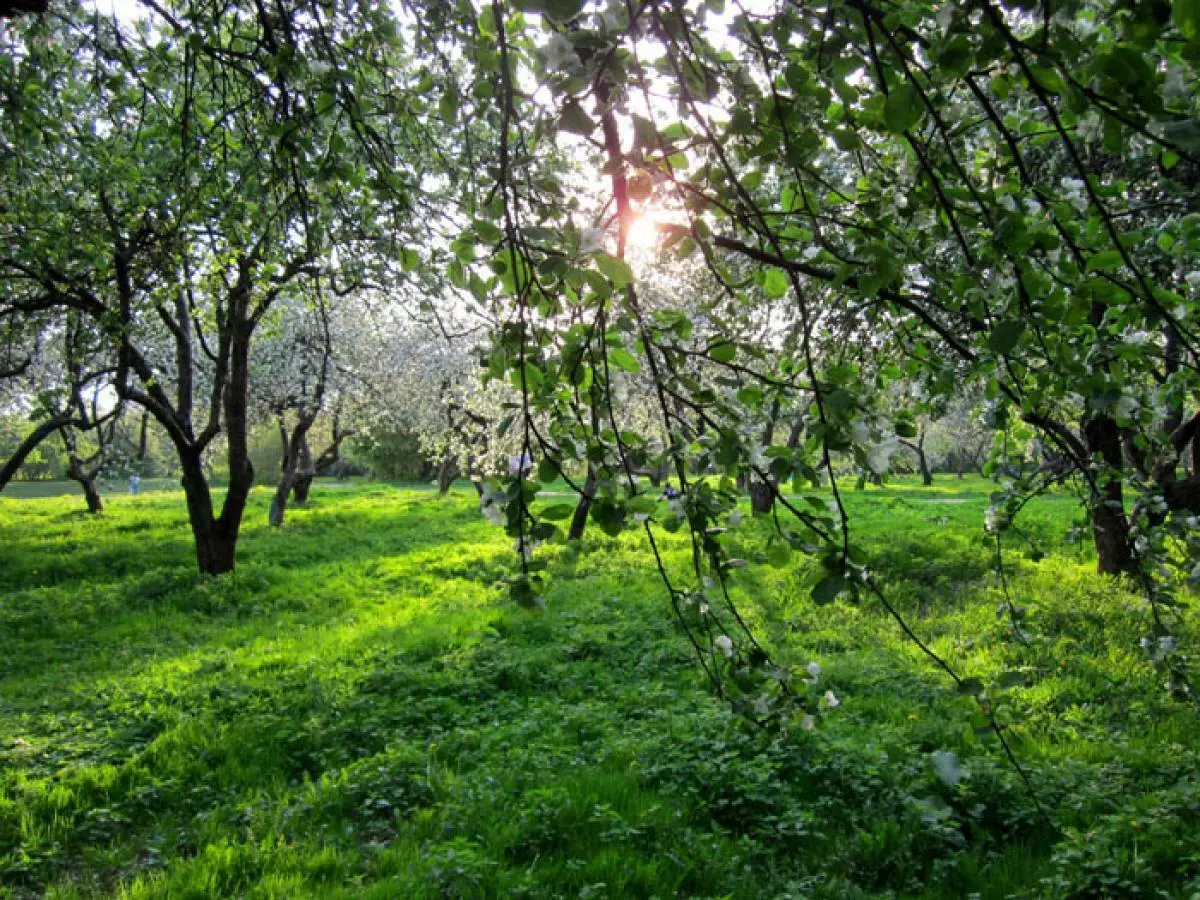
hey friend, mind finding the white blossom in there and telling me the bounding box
[800,714,816,731]
[579,227,606,255]
[823,690,840,709]
[714,634,734,658]
[541,33,580,71]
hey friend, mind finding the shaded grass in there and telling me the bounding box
[0,477,1198,898]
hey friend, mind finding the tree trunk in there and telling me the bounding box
[79,475,103,514]
[568,466,597,541]
[437,452,458,495]
[1084,414,1134,575]
[66,456,104,514]
[270,416,315,527]
[749,476,774,514]
[918,444,932,486]
[180,452,235,575]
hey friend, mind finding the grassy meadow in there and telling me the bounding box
[1,477,1198,898]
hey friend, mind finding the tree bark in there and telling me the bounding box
[437,451,458,495]
[1084,414,1134,575]
[568,466,597,541]
[749,476,773,514]
[78,474,103,513]
[179,451,235,575]
[65,452,104,514]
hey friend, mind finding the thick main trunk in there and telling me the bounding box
[80,476,103,514]
[1084,414,1134,575]
[180,453,235,575]
[749,476,774,514]
[67,458,104,514]
[918,448,933,486]
[568,467,597,541]
[437,452,458,496]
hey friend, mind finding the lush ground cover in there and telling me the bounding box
[1,477,1198,898]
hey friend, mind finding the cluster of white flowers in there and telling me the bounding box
[579,227,606,255]
[541,33,580,72]
[804,661,820,685]
[480,484,506,525]
[823,690,839,709]
[1112,392,1140,422]
[1060,177,1089,213]
[714,634,734,658]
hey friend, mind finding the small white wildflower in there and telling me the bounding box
[1185,516,1199,529]
[823,690,840,709]
[802,245,821,261]
[714,635,734,658]
[800,714,816,731]
[1185,271,1200,290]
[895,194,909,210]
[806,662,821,679]
[998,194,1017,212]
[1124,330,1151,346]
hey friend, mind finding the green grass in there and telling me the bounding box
[1,477,1198,898]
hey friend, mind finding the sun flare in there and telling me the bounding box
[626,213,660,248]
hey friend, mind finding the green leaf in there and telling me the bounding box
[473,218,502,242]
[1175,0,1200,41]
[559,101,596,136]
[1085,249,1124,272]
[811,572,846,605]
[609,347,641,373]
[544,0,584,22]
[766,539,791,568]
[595,253,635,286]
[540,503,575,520]
[883,84,923,134]
[737,386,763,407]
[438,92,459,125]
[709,339,736,363]
[988,321,1025,355]
[763,267,789,298]
[956,677,984,697]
